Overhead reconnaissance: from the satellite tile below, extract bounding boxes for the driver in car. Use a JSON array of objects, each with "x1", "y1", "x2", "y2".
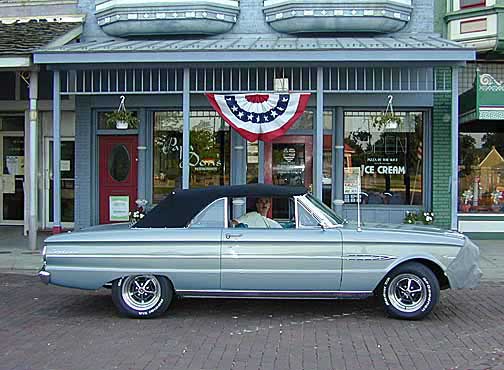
[{"x1": 233, "y1": 197, "x2": 282, "y2": 228}]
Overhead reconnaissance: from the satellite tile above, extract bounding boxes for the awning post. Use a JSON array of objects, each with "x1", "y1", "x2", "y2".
[
  {"x1": 182, "y1": 67, "x2": 190, "y2": 189},
  {"x1": 451, "y1": 67, "x2": 459, "y2": 231},
  {"x1": 313, "y1": 67, "x2": 324, "y2": 199},
  {"x1": 28, "y1": 71, "x2": 38, "y2": 251},
  {"x1": 52, "y1": 70, "x2": 62, "y2": 234}
]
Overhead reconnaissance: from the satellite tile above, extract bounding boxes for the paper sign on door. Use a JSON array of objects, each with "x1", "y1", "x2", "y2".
[{"x1": 109, "y1": 195, "x2": 130, "y2": 222}]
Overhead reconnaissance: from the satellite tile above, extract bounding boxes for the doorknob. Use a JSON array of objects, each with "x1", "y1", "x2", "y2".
[{"x1": 225, "y1": 233, "x2": 242, "y2": 239}]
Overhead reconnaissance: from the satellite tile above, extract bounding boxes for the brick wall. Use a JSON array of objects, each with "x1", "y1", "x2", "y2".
[{"x1": 432, "y1": 67, "x2": 452, "y2": 229}]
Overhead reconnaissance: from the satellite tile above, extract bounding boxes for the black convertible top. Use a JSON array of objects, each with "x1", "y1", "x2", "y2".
[{"x1": 134, "y1": 184, "x2": 308, "y2": 228}]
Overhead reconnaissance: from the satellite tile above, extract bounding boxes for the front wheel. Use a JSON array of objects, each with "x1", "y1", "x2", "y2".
[
  {"x1": 112, "y1": 275, "x2": 173, "y2": 318},
  {"x1": 379, "y1": 262, "x2": 440, "y2": 320}
]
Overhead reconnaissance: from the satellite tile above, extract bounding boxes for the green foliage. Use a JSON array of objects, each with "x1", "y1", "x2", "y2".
[
  {"x1": 371, "y1": 112, "x2": 403, "y2": 130},
  {"x1": 404, "y1": 210, "x2": 435, "y2": 225},
  {"x1": 105, "y1": 111, "x2": 139, "y2": 129}
]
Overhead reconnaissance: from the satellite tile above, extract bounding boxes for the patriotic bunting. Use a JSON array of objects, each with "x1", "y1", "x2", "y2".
[{"x1": 206, "y1": 93, "x2": 311, "y2": 142}]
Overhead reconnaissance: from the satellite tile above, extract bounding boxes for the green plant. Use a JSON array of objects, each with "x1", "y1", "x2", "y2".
[
  {"x1": 404, "y1": 210, "x2": 435, "y2": 225},
  {"x1": 372, "y1": 112, "x2": 402, "y2": 131},
  {"x1": 105, "y1": 110, "x2": 139, "y2": 129}
]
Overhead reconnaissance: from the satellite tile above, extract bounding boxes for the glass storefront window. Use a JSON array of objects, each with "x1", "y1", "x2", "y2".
[
  {"x1": 153, "y1": 111, "x2": 230, "y2": 203},
  {"x1": 247, "y1": 141, "x2": 259, "y2": 183},
  {"x1": 459, "y1": 131, "x2": 504, "y2": 213},
  {"x1": 344, "y1": 111, "x2": 424, "y2": 205}
]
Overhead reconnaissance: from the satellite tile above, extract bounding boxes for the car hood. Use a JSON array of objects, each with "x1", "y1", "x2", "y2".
[{"x1": 344, "y1": 221, "x2": 466, "y2": 244}]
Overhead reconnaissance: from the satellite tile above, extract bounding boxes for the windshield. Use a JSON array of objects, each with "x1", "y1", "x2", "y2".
[{"x1": 305, "y1": 194, "x2": 344, "y2": 226}]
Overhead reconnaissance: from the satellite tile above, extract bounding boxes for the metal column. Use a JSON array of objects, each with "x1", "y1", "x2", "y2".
[
  {"x1": 258, "y1": 141, "x2": 265, "y2": 183},
  {"x1": 182, "y1": 68, "x2": 190, "y2": 189},
  {"x1": 451, "y1": 67, "x2": 459, "y2": 231},
  {"x1": 334, "y1": 107, "x2": 344, "y2": 216},
  {"x1": 52, "y1": 70, "x2": 62, "y2": 234},
  {"x1": 313, "y1": 67, "x2": 324, "y2": 199},
  {"x1": 28, "y1": 71, "x2": 38, "y2": 250}
]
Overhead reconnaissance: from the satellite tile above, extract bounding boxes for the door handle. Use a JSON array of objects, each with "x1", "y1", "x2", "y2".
[{"x1": 225, "y1": 233, "x2": 243, "y2": 239}]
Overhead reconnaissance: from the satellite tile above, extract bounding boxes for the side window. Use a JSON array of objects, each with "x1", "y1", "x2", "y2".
[
  {"x1": 297, "y1": 203, "x2": 320, "y2": 228},
  {"x1": 189, "y1": 198, "x2": 226, "y2": 228}
]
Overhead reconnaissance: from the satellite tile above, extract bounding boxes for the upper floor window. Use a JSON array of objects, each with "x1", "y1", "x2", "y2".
[{"x1": 460, "y1": 0, "x2": 486, "y2": 9}]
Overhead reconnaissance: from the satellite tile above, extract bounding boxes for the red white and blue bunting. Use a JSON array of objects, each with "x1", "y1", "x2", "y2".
[{"x1": 206, "y1": 93, "x2": 311, "y2": 142}]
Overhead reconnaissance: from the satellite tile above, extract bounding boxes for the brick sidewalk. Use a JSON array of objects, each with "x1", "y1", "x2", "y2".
[{"x1": 1, "y1": 273, "x2": 503, "y2": 370}]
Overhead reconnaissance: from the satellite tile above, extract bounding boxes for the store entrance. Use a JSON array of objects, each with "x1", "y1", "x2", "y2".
[
  {"x1": 264, "y1": 135, "x2": 313, "y2": 189},
  {"x1": 99, "y1": 135, "x2": 138, "y2": 224},
  {"x1": 1, "y1": 133, "x2": 25, "y2": 224}
]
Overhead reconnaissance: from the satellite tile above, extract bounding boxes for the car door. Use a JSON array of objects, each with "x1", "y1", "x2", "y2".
[
  {"x1": 339, "y1": 228, "x2": 402, "y2": 292},
  {"x1": 221, "y1": 202, "x2": 343, "y2": 292}
]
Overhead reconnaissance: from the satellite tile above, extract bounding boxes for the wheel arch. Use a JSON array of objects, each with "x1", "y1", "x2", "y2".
[
  {"x1": 106, "y1": 273, "x2": 177, "y2": 292},
  {"x1": 375, "y1": 258, "x2": 450, "y2": 292}
]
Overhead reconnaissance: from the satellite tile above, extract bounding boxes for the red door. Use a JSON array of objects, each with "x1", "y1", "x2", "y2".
[
  {"x1": 99, "y1": 136, "x2": 138, "y2": 224},
  {"x1": 264, "y1": 135, "x2": 313, "y2": 189}
]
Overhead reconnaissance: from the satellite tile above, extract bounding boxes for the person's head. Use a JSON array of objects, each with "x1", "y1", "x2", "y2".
[{"x1": 255, "y1": 197, "x2": 271, "y2": 216}]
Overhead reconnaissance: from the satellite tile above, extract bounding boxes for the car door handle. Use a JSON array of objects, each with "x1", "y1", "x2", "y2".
[{"x1": 225, "y1": 233, "x2": 243, "y2": 239}]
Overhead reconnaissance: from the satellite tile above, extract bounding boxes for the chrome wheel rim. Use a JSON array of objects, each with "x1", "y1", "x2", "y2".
[
  {"x1": 387, "y1": 273, "x2": 427, "y2": 313},
  {"x1": 121, "y1": 275, "x2": 161, "y2": 311}
]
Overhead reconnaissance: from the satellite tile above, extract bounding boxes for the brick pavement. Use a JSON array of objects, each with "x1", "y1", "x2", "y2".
[{"x1": 1, "y1": 273, "x2": 504, "y2": 370}]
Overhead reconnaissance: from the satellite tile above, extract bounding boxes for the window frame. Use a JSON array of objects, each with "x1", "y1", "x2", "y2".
[
  {"x1": 187, "y1": 197, "x2": 228, "y2": 228},
  {"x1": 342, "y1": 109, "x2": 430, "y2": 208}
]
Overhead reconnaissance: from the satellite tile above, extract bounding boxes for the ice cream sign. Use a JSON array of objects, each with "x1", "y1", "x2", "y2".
[{"x1": 362, "y1": 156, "x2": 405, "y2": 175}]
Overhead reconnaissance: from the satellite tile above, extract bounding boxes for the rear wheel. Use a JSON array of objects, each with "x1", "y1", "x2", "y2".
[
  {"x1": 112, "y1": 275, "x2": 173, "y2": 318},
  {"x1": 379, "y1": 262, "x2": 439, "y2": 320}
]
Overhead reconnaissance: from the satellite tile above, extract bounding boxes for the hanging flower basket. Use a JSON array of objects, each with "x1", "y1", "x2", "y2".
[
  {"x1": 372, "y1": 112, "x2": 402, "y2": 131},
  {"x1": 105, "y1": 96, "x2": 139, "y2": 130},
  {"x1": 372, "y1": 95, "x2": 402, "y2": 131}
]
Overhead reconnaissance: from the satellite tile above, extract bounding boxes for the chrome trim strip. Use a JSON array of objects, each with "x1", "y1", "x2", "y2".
[
  {"x1": 48, "y1": 254, "x2": 343, "y2": 260},
  {"x1": 177, "y1": 289, "x2": 373, "y2": 299},
  {"x1": 220, "y1": 255, "x2": 343, "y2": 259},
  {"x1": 46, "y1": 254, "x2": 219, "y2": 259},
  {"x1": 342, "y1": 254, "x2": 397, "y2": 261}
]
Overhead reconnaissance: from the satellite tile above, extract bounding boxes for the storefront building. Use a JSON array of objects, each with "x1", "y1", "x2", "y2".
[
  {"x1": 0, "y1": 1, "x2": 83, "y2": 250},
  {"x1": 444, "y1": 0, "x2": 504, "y2": 235},
  {"x1": 32, "y1": 0, "x2": 474, "y2": 232}
]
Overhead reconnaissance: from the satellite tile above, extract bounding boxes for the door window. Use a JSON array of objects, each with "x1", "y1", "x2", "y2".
[
  {"x1": 108, "y1": 144, "x2": 130, "y2": 182},
  {"x1": 297, "y1": 203, "x2": 320, "y2": 228},
  {"x1": 189, "y1": 198, "x2": 226, "y2": 228},
  {"x1": 272, "y1": 143, "x2": 306, "y2": 186},
  {"x1": 2, "y1": 136, "x2": 24, "y2": 221},
  {"x1": 48, "y1": 141, "x2": 75, "y2": 223}
]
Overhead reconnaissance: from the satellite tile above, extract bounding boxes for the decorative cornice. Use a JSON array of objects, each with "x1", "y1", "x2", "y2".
[
  {"x1": 95, "y1": 1, "x2": 239, "y2": 37},
  {"x1": 263, "y1": 1, "x2": 412, "y2": 34}
]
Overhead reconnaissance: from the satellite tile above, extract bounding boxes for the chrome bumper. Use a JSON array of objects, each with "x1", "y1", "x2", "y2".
[{"x1": 38, "y1": 269, "x2": 51, "y2": 285}]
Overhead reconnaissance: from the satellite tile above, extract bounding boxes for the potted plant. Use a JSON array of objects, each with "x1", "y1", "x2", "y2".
[
  {"x1": 403, "y1": 210, "x2": 435, "y2": 225},
  {"x1": 372, "y1": 112, "x2": 402, "y2": 130},
  {"x1": 105, "y1": 95, "x2": 139, "y2": 130},
  {"x1": 105, "y1": 110, "x2": 139, "y2": 130},
  {"x1": 372, "y1": 95, "x2": 402, "y2": 130}
]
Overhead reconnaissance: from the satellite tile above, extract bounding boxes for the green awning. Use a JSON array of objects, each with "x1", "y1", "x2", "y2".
[{"x1": 460, "y1": 70, "x2": 504, "y2": 131}]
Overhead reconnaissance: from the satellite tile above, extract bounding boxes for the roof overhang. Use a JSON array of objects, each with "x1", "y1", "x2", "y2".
[
  {"x1": 33, "y1": 35, "x2": 476, "y2": 66},
  {"x1": 460, "y1": 71, "x2": 504, "y2": 130},
  {"x1": 0, "y1": 56, "x2": 31, "y2": 68}
]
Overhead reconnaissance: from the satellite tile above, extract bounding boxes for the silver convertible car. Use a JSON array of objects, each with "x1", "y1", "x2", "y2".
[{"x1": 39, "y1": 184, "x2": 481, "y2": 320}]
